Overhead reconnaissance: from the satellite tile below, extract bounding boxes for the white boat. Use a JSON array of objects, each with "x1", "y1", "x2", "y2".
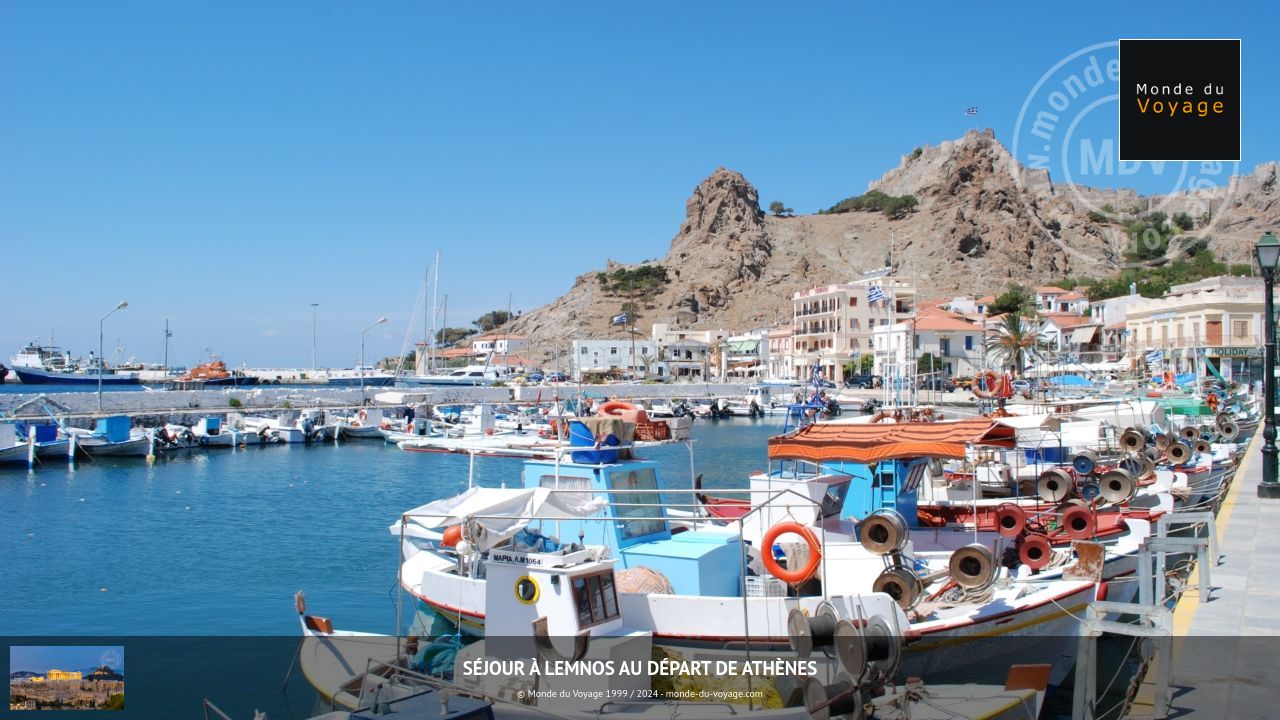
[
  {"x1": 331, "y1": 407, "x2": 388, "y2": 439},
  {"x1": 393, "y1": 420, "x2": 1102, "y2": 689},
  {"x1": 66, "y1": 417, "x2": 151, "y2": 457},
  {"x1": 239, "y1": 409, "x2": 333, "y2": 444},
  {"x1": 400, "y1": 364, "x2": 517, "y2": 387}
]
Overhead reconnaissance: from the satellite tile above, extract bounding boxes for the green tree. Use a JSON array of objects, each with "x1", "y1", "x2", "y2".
[
  {"x1": 473, "y1": 310, "x2": 513, "y2": 332},
  {"x1": 989, "y1": 283, "x2": 1035, "y2": 316},
  {"x1": 984, "y1": 314, "x2": 1038, "y2": 375},
  {"x1": 768, "y1": 201, "x2": 793, "y2": 216},
  {"x1": 103, "y1": 693, "x2": 125, "y2": 711},
  {"x1": 916, "y1": 352, "x2": 940, "y2": 374},
  {"x1": 436, "y1": 327, "x2": 476, "y2": 345},
  {"x1": 860, "y1": 354, "x2": 874, "y2": 373},
  {"x1": 1171, "y1": 211, "x2": 1194, "y2": 231}
]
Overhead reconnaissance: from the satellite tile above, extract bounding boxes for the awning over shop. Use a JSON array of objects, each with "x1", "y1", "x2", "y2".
[
  {"x1": 767, "y1": 418, "x2": 1017, "y2": 464},
  {"x1": 1069, "y1": 325, "x2": 1100, "y2": 344}
]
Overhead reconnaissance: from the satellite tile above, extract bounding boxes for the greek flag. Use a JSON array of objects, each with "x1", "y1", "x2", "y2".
[
  {"x1": 964, "y1": 106, "x2": 979, "y2": 116},
  {"x1": 867, "y1": 285, "x2": 886, "y2": 304},
  {"x1": 1144, "y1": 349, "x2": 1163, "y2": 366},
  {"x1": 611, "y1": 312, "x2": 628, "y2": 326},
  {"x1": 811, "y1": 365, "x2": 823, "y2": 388}
]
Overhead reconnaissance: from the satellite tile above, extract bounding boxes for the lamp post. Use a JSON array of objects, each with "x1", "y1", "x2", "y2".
[
  {"x1": 360, "y1": 317, "x2": 388, "y2": 393},
  {"x1": 1256, "y1": 232, "x2": 1280, "y2": 498},
  {"x1": 310, "y1": 303, "x2": 319, "y2": 371},
  {"x1": 98, "y1": 301, "x2": 128, "y2": 412}
]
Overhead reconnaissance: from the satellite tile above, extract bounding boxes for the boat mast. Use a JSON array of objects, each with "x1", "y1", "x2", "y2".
[
  {"x1": 504, "y1": 292, "x2": 512, "y2": 370},
  {"x1": 163, "y1": 319, "x2": 171, "y2": 372},
  {"x1": 431, "y1": 252, "x2": 440, "y2": 373}
]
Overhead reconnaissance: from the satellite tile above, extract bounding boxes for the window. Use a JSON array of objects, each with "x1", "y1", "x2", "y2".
[
  {"x1": 608, "y1": 468, "x2": 667, "y2": 541},
  {"x1": 964, "y1": 335, "x2": 973, "y2": 351},
  {"x1": 610, "y1": 347, "x2": 618, "y2": 355},
  {"x1": 572, "y1": 571, "x2": 621, "y2": 628},
  {"x1": 914, "y1": 335, "x2": 920, "y2": 350},
  {"x1": 1234, "y1": 320, "x2": 1248, "y2": 339},
  {"x1": 580, "y1": 347, "x2": 587, "y2": 355}
]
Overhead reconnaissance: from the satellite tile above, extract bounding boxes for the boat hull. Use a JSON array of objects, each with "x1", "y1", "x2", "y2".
[{"x1": 12, "y1": 367, "x2": 139, "y2": 385}]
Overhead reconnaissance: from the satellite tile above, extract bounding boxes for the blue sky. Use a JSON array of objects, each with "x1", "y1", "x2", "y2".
[
  {"x1": 2, "y1": 1, "x2": 1276, "y2": 366},
  {"x1": 10, "y1": 645, "x2": 123, "y2": 674}
]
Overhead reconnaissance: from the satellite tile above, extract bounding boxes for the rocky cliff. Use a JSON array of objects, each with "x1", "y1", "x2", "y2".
[{"x1": 510, "y1": 130, "x2": 1280, "y2": 358}]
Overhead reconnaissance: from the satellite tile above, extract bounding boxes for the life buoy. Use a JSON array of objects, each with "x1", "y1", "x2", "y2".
[
  {"x1": 598, "y1": 401, "x2": 639, "y2": 416},
  {"x1": 358, "y1": 409, "x2": 368, "y2": 421},
  {"x1": 1206, "y1": 393, "x2": 1219, "y2": 410},
  {"x1": 761, "y1": 522, "x2": 822, "y2": 584},
  {"x1": 972, "y1": 370, "x2": 999, "y2": 398}
]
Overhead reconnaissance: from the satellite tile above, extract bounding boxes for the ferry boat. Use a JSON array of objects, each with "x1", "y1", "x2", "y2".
[{"x1": 9, "y1": 341, "x2": 139, "y2": 385}]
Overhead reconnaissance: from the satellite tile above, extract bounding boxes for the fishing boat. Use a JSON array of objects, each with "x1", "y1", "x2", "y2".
[
  {"x1": 66, "y1": 416, "x2": 151, "y2": 456},
  {"x1": 9, "y1": 341, "x2": 140, "y2": 385},
  {"x1": 392, "y1": 414, "x2": 1100, "y2": 691},
  {"x1": 333, "y1": 407, "x2": 389, "y2": 438}
]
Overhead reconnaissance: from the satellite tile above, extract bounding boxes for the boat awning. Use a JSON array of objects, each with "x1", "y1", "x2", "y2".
[
  {"x1": 392, "y1": 486, "x2": 608, "y2": 550},
  {"x1": 767, "y1": 418, "x2": 1017, "y2": 463}
]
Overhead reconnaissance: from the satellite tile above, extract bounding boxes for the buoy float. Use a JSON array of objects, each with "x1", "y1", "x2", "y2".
[{"x1": 761, "y1": 522, "x2": 823, "y2": 584}]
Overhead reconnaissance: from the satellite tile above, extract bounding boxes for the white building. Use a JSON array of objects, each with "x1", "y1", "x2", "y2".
[
  {"x1": 469, "y1": 332, "x2": 531, "y2": 358},
  {"x1": 766, "y1": 327, "x2": 794, "y2": 382},
  {"x1": 722, "y1": 331, "x2": 770, "y2": 378},
  {"x1": 793, "y1": 269, "x2": 916, "y2": 384},
  {"x1": 572, "y1": 339, "x2": 660, "y2": 381},
  {"x1": 872, "y1": 309, "x2": 984, "y2": 378}
]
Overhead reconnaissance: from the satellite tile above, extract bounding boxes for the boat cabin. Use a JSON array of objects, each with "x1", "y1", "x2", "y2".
[{"x1": 519, "y1": 457, "x2": 745, "y2": 597}]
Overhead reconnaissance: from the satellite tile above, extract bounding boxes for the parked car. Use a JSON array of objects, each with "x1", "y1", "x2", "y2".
[
  {"x1": 842, "y1": 374, "x2": 879, "y2": 389},
  {"x1": 918, "y1": 377, "x2": 957, "y2": 392},
  {"x1": 954, "y1": 376, "x2": 974, "y2": 391},
  {"x1": 1011, "y1": 379, "x2": 1032, "y2": 393}
]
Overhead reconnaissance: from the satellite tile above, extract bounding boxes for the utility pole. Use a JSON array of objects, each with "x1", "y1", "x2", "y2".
[{"x1": 163, "y1": 319, "x2": 172, "y2": 373}]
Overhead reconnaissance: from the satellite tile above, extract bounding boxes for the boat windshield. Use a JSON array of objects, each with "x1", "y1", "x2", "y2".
[{"x1": 607, "y1": 468, "x2": 667, "y2": 541}]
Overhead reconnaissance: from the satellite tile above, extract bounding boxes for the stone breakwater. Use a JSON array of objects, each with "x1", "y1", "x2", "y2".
[{"x1": 0, "y1": 383, "x2": 755, "y2": 419}]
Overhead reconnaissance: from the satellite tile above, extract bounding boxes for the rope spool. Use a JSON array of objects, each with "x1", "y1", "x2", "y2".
[
  {"x1": 1215, "y1": 412, "x2": 1234, "y2": 430},
  {"x1": 1098, "y1": 468, "x2": 1137, "y2": 503},
  {"x1": 1019, "y1": 534, "x2": 1053, "y2": 570},
  {"x1": 1194, "y1": 439, "x2": 1212, "y2": 454},
  {"x1": 1179, "y1": 425, "x2": 1199, "y2": 441},
  {"x1": 858, "y1": 509, "x2": 909, "y2": 555},
  {"x1": 1060, "y1": 501, "x2": 1097, "y2": 540},
  {"x1": 1117, "y1": 455, "x2": 1143, "y2": 477},
  {"x1": 994, "y1": 502, "x2": 1027, "y2": 538},
  {"x1": 1219, "y1": 420, "x2": 1240, "y2": 441},
  {"x1": 1166, "y1": 441, "x2": 1192, "y2": 464},
  {"x1": 802, "y1": 674, "x2": 864, "y2": 720},
  {"x1": 1138, "y1": 454, "x2": 1156, "y2": 481},
  {"x1": 1036, "y1": 468, "x2": 1074, "y2": 503},
  {"x1": 1154, "y1": 433, "x2": 1172, "y2": 451},
  {"x1": 786, "y1": 602, "x2": 841, "y2": 660},
  {"x1": 872, "y1": 566, "x2": 923, "y2": 609},
  {"x1": 1072, "y1": 450, "x2": 1100, "y2": 476},
  {"x1": 949, "y1": 543, "x2": 997, "y2": 589},
  {"x1": 1120, "y1": 427, "x2": 1148, "y2": 452}
]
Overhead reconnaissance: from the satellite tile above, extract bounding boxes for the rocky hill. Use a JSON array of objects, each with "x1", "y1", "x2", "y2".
[{"x1": 510, "y1": 130, "x2": 1280, "y2": 358}]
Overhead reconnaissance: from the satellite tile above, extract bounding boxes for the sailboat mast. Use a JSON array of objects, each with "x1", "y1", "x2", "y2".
[
  {"x1": 504, "y1": 292, "x2": 512, "y2": 369},
  {"x1": 163, "y1": 319, "x2": 170, "y2": 372},
  {"x1": 430, "y1": 252, "x2": 440, "y2": 372}
]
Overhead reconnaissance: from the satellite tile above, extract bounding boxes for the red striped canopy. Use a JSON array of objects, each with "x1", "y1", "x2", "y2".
[{"x1": 767, "y1": 418, "x2": 1016, "y2": 464}]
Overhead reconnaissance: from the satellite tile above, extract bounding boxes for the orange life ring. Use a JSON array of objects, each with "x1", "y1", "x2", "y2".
[
  {"x1": 973, "y1": 370, "x2": 999, "y2": 398},
  {"x1": 761, "y1": 522, "x2": 822, "y2": 584},
  {"x1": 598, "y1": 400, "x2": 639, "y2": 416}
]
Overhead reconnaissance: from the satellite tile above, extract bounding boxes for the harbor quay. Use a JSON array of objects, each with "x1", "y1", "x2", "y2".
[{"x1": 1125, "y1": 430, "x2": 1280, "y2": 718}]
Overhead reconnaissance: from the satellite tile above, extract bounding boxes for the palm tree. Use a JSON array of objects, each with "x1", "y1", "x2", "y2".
[{"x1": 984, "y1": 313, "x2": 1038, "y2": 375}]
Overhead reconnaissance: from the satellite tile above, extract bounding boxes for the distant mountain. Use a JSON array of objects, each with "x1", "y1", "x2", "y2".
[
  {"x1": 508, "y1": 129, "x2": 1279, "y2": 356},
  {"x1": 10, "y1": 670, "x2": 40, "y2": 679}
]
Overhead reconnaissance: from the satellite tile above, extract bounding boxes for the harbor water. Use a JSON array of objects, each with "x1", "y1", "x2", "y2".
[{"x1": 1, "y1": 417, "x2": 783, "y2": 717}]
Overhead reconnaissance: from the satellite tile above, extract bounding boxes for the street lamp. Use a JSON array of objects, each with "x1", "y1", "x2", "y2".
[
  {"x1": 310, "y1": 303, "x2": 319, "y2": 371},
  {"x1": 360, "y1": 317, "x2": 388, "y2": 393},
  {"x1": 96, "y1": 297, "x2": 126, "y2": 409},
  {"x1": 1256, "y1": 232, "x2": 1280, "y2": 498}
]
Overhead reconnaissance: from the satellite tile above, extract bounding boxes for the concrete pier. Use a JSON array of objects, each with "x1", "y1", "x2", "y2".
[{"x1": 1127, "y1": 431, "x2": 1280, "y2": 717}]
